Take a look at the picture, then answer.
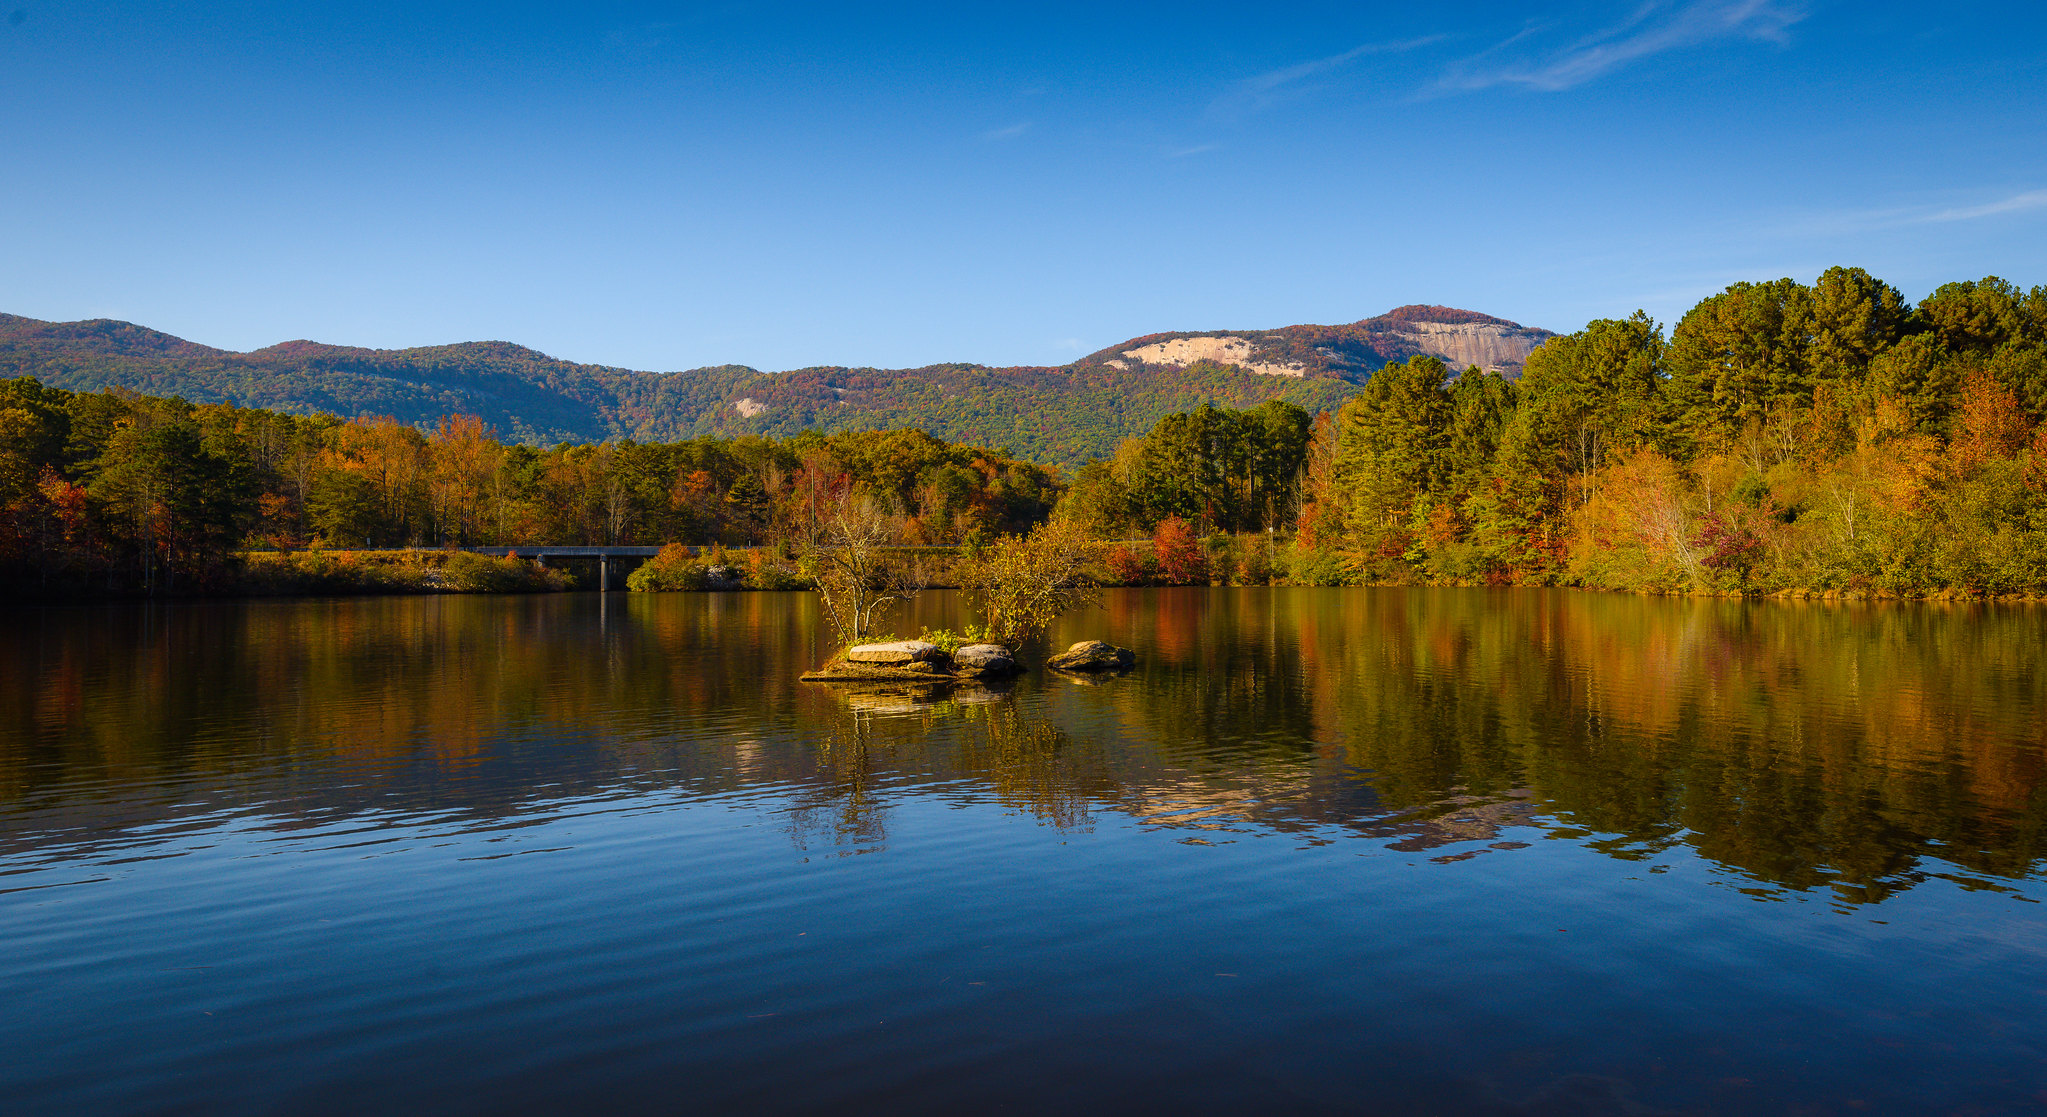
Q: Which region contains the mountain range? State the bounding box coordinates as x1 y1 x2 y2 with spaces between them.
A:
0 306 1552 463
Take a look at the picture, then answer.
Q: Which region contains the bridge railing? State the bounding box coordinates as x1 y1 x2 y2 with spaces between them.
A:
457 546 665 558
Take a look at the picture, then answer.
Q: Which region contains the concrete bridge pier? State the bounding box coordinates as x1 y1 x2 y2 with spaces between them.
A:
457 545 659 592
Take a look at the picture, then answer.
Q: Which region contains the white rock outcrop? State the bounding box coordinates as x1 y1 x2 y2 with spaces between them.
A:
1117 336 1305 378
844 640 943 664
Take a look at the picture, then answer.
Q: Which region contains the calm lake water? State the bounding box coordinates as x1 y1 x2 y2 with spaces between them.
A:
3 588 2046 1115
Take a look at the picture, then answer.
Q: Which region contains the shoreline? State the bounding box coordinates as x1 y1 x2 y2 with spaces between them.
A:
9 578 2046 606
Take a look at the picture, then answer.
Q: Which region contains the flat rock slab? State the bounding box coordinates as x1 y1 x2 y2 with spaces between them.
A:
800 659 952 682
844 640 942 664
1045 640 1135 672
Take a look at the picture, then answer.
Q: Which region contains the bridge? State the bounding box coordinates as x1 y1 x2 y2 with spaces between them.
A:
461 546 664 591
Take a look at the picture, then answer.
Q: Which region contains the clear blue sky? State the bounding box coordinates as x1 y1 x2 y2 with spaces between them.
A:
4 1 2044 371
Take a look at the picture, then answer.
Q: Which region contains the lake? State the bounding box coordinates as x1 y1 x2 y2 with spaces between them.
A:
3 587 2045 1115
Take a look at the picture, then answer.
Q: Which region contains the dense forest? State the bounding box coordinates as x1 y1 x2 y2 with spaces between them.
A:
1068 269 2047 596
0 380 1057 594
6 267 2045 599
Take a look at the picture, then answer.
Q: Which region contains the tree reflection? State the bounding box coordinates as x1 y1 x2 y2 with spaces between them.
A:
1050 587 2047 903
3 590 2045 905
786 682 1107 850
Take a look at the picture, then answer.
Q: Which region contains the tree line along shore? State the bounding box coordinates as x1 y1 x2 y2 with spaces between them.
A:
5 267 2047 601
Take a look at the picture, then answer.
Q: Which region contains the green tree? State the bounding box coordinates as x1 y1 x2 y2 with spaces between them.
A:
1245 399 1312 531
1919 277 2044 357
307 466 383 546
93 420 251 590
1055 459 1133 538
1444 369 1516 499
1665 279 1815 446
1517 313 1663 500
1807 266 1913 380
1332 356 1453 545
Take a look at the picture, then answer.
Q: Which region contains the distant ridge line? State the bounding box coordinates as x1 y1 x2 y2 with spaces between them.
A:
0 304 1552 462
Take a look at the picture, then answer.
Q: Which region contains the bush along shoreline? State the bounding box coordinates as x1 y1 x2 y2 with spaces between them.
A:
625 544 809 592
238 545 813 597
20 528 2047 604
235 550 571 596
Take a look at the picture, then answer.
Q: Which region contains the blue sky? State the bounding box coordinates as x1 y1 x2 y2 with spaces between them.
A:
4 1 2044 371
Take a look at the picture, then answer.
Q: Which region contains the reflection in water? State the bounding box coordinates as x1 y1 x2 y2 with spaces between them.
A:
792 683 1102 851
7 589 2040 906
5 590 2047 1116
1094 588 2047 903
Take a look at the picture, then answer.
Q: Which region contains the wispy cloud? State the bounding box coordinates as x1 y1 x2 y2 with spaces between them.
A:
1209 36 1447 120
1748 187 2047 241
1438 0 1803 94
1167 143 1220 159
1922 189 2047 223
982 121 1032 141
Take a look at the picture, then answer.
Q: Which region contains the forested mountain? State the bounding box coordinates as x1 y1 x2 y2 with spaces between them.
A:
0 305 1547 462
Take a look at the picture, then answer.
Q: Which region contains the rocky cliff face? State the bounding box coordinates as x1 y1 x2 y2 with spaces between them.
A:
1083 305 1553 382
1371 315 1552 375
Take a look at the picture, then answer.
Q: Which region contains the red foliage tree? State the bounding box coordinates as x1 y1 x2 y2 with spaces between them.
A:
1105 544 1153 585
1694 513 1764 579
1152 517 1207 585
37 467 90 549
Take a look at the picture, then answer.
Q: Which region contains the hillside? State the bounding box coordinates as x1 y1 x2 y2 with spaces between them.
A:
0 306 1551 462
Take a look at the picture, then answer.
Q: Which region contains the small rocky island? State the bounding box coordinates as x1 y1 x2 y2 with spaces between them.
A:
800 639 1134 682
800 640 1022 682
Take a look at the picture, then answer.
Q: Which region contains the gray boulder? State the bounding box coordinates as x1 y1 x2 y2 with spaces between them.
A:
1045 640 1135 671
844 640 943 664
953 643 1021 676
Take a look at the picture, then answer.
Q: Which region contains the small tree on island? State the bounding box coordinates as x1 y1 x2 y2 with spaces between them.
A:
799 489 925 649
954 519 1103 648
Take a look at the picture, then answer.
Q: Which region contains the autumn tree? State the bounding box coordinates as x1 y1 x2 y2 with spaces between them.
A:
1151 516 1206 585
427 414 502 544
801 490 924 648
1949 368 2034 475
954 518 1103 647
